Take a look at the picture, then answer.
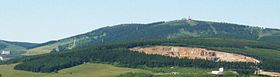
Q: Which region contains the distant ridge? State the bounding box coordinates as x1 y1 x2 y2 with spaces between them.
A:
0 40 38 54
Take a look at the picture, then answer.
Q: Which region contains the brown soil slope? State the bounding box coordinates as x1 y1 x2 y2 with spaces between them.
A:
130 46 260 63
259 71 280 77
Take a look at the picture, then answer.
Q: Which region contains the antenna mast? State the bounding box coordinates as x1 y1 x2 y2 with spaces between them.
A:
188 16 192 21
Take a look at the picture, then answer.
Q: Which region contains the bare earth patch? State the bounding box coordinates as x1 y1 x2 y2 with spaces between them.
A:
259 71 280 77
130 46 260 63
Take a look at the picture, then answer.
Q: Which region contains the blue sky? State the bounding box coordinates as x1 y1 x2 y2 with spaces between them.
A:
0 0 279 43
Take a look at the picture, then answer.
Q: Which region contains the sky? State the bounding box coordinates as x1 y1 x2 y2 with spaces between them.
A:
0 0 279 43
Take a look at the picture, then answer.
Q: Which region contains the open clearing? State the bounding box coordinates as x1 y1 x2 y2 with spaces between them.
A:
24 44 57 56
0 63 150 77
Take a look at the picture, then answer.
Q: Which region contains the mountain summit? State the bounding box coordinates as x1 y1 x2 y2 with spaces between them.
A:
25 19 280 55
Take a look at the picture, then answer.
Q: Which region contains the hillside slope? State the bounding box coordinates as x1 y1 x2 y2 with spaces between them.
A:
10 38 280 76
0 40 38 54
25 19 280 55
0 63 150 77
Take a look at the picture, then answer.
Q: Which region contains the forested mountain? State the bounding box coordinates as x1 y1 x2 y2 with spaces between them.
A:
26 19 280 55
0 40 38 54
2 19 280 77
7 38 280 75
3 41 39 49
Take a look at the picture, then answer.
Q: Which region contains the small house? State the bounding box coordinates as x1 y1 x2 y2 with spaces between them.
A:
0 54 17 61
211 67 224 75
0 56 3 60
1 50 11 55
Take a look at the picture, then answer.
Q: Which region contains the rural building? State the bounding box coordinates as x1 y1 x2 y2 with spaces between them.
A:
0 54 17 61
0 56 3 60
211 67 224 75
1 50 11 55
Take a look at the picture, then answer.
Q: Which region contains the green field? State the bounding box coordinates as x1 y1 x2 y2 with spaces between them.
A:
0 63 150 77
0 63 220 77
24 44 57 56
142 67 215 77
0 63 264 77
118 67 264 77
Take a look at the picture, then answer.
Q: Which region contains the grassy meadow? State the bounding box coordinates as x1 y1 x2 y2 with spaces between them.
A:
0 63 150 77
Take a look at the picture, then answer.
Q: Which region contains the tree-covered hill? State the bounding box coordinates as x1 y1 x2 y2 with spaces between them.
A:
26 19 280 55
5 38 280 76
0 40 38 54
